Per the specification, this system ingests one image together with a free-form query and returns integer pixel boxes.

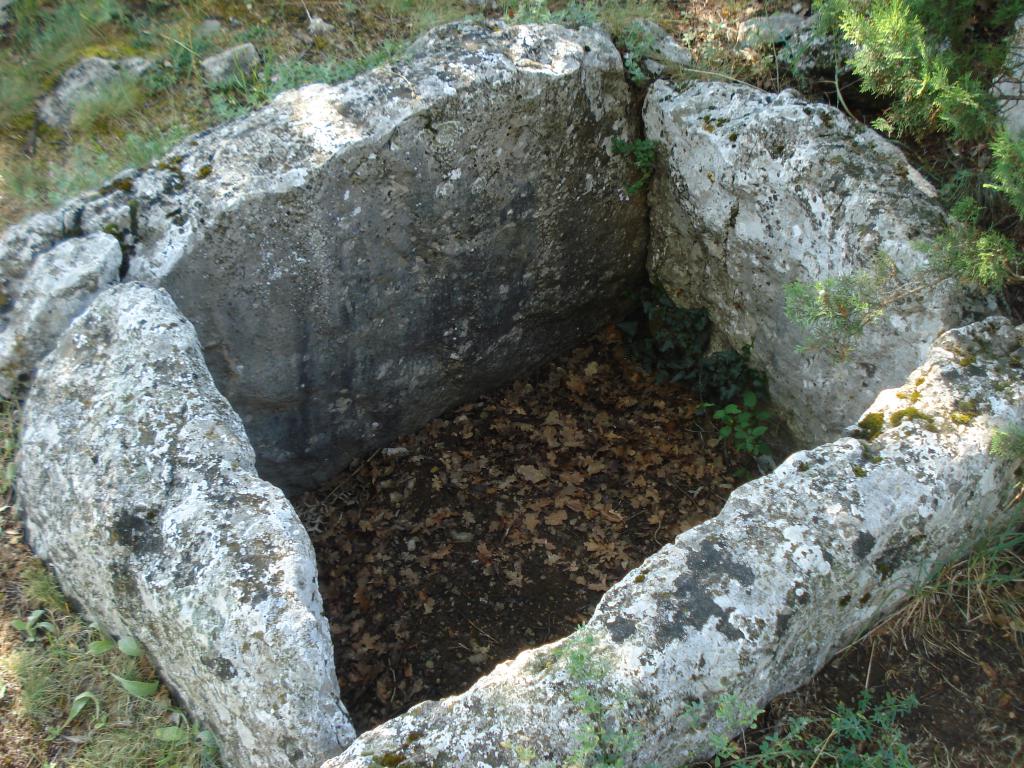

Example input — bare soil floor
[293,326,750,730]
[710,596,1024,767]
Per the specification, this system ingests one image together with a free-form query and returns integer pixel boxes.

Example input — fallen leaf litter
[292,325,750,730]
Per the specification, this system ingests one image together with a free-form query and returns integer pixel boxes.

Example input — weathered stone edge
[16,283,354,768]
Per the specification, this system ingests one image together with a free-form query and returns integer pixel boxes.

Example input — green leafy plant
[712,391,771,456]
[520,629,641,768]
[702,690,918,767]
[12,608,57,643]
[620,20,658,84]
[816,0,1021,141]
[782,256,926,362]
[611,137,657,196]
[621,288,766,403]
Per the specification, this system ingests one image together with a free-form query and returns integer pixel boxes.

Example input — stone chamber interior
[284,290,788,731]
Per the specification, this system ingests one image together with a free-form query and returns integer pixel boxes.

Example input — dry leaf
[544,509,568,526]
[516,464,549,483]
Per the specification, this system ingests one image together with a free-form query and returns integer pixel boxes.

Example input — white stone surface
[0,233,121,397]
[645,80,973,446]
[17,283,355,768]
[201,43,260,84]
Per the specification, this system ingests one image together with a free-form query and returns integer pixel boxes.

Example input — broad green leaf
[88,638,116,655]
[64,691,101,727]
[117,635,144,657]
[154,725,190,742]
[111,674,159,698]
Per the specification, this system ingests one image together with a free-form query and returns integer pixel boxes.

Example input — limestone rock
[739,12,814,46]
[0,233,121,397]
[307,15,334,36]
[775,18,855,78]
[37,56,152,128]
[321,316,1024,768]
[17,283,354,768]
[1,22,646,493]
[626,19,693,78]
[994,17,1024,137]
[201,43,260,85]
[196,18,224,38]
[0,0,13,25]
[644,80,972,446]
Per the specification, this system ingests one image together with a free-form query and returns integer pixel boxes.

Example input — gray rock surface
[739,11,814,46]
[321,316,1024,768]
[994,17,1024,137]
[775,18,855,78]
[17,283,354,768]
[196,18,223,38]
[201,42,260,84]
[628,19,693,77]
[37,56,152,128]
[0,233,121,397]
[645,80,971,446]
[1,22,646,493]
[307,15,334,36]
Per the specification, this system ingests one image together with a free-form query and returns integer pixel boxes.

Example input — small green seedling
[713,391,771,456]
[12,609,57,642]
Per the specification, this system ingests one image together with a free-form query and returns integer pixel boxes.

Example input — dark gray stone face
[165,31,647,491]
[1,22,647,493]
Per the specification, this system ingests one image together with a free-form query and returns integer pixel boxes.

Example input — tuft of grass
[3,127,188,211]
[69,73,147,134]
[9,610,218,767]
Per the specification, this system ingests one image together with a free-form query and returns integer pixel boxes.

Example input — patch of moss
[896,388,921,403]
[99,177,134,195]
[949,411,974,425]
[954,352,976,367]
[372,754,407,767]
[852,466,867,478]
[889,407,935,429]
[855,412,885,441]
[196,164,213,179]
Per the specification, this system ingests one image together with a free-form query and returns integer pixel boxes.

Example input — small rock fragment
[739,12,814,46]
[37,57,152,128]
[201,42,260,85]
[308,15,334,36]
[195,18,223,37]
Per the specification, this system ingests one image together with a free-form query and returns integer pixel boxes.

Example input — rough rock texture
[1,22,646,492]
[629,19,693,78]
[645,80,972,446]
[17,283,354,768]
[200,43,260,84]
[321,316,1024,768]
[738,12,814,46]
[0,233,121,397]
[994,17,1024,137]
[38,56,152,128]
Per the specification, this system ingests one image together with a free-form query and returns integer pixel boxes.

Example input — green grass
[7,566,219,768]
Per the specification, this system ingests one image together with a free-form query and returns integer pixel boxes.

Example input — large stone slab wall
[1,21,647,493]
[645,80,976,447]
[17,283,353,768]
[321,316,1024,768]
